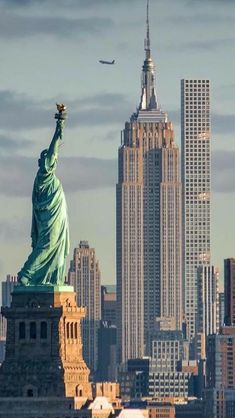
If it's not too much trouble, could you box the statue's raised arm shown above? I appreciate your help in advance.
[18,104,69,287]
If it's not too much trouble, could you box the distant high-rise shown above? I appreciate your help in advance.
[101,285,117,326]
[195,265,219,359]
[181,79,211,340]
[68,241,101,374]
[206,327,235,390]
[1,275,17,307]
[205,327,235,418]
[117,0,182,363]
[0,274,17,364]
[224,258,235,326]
[219,292,225,327]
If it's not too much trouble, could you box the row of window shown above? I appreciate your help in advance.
[19,321,47,340]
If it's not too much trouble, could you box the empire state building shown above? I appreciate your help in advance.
[116,0,182,363]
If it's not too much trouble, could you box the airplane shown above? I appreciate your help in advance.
[99,59,115,65]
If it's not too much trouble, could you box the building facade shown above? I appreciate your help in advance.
[117,0,182,363]
[0,274,17,365]
[149,371,192,398]
[205,327,235,418]
[224,258,235,326]
[151,330,185,372]
[219,292,225,328]
[68,241,101,374]
[195,265,219,359]
[1,275,17,307]
[101,285,117,326]
[206,327,235,390]
[181,79,211,341]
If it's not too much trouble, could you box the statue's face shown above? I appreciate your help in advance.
[38,149,48,171]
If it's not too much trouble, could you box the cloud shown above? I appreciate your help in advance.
[170,13,235,26]
[213,150,235,193]
[0,218,29,241]
[0,154,116,197]
[0,90,132,131]
[0,12,113,39]
[212,113,235,134]
[0,0,139,7]
[0,134,32,155]
[168,108,235,135]
[177,38,235,52]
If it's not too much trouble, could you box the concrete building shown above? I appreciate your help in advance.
[0,274,16,364]
[204,326,235,417]
[123,400,175,418]
[175,399,204,418]
[146,402,175,418]
[117,0,182,364]
[150,330,186,372]
[68,241,101,374]
[224,258,235,326]
[101,285,117,326]
[195,265,219,359]
[206,327,235,389]
[204,388,235,418]
[1,274,17,307]
[149,371,193,398]
[219,292,225,327]
[98,322,117,382]
[181,79,211,341]
[0,314,6,364]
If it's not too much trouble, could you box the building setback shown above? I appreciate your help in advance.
[68,241,101,374]
[117,0,182,364]
[181,79,211,341]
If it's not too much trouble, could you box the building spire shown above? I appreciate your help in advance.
[145,0,151,59]
[139,0,158,111]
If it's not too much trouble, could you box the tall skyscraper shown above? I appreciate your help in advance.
[195,265,219,359]
[181,79,211,341]
[117,1,182,363]
[68,241,101,374]
[224,258,235,326]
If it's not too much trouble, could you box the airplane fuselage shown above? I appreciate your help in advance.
[99,60,115,65]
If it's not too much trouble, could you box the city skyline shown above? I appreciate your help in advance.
[0,0,234,285]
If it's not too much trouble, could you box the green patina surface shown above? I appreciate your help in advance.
[13,285,74,293]
[17,111,70,287]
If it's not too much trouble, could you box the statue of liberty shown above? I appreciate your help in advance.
[18,104,69,286]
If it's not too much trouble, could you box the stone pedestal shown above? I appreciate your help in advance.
[0,286,92,399]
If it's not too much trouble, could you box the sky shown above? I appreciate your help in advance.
[0,0,235,287]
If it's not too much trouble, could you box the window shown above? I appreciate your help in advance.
[19,322,26,339]
[71,323,74,339]
[40,322,47,339]
[66,322,70,338]
[30,322,37,339]
[27,389,34,397]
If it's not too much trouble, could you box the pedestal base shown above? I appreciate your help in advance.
[0,396,89,418]
[0,289,92,399]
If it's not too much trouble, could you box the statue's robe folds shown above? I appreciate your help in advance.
[18,152,69,286]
